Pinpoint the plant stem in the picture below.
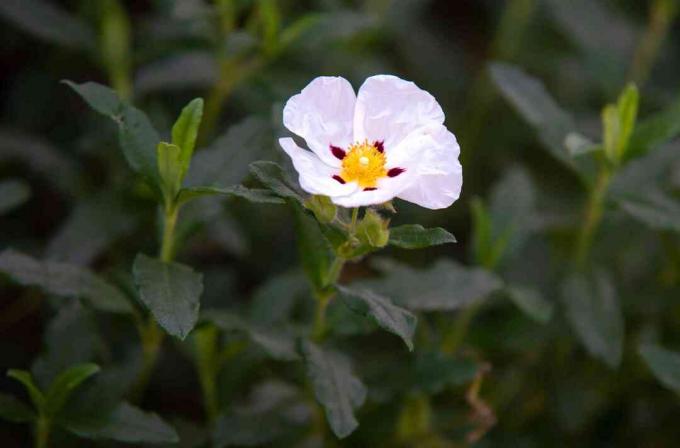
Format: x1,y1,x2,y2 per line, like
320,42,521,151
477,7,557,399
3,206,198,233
629,0,678,86
574,168,612,268
442,301,483,354
312,291,332,342
350,207,360,233
130,204,179,401
194,325,220,424
35,416,50,448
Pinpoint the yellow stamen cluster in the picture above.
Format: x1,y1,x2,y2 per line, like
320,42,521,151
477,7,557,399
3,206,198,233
340,140,387,188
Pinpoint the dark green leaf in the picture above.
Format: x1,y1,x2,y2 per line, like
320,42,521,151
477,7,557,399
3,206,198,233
45,195,137,265
133,254,203,340
45,363,99,416
187,118,272,187
0,249,133,314
0,179,30,215
64,81,160,187
360,259,502,311
249,269,308,325
291,201,335,292
0,393,35,423
65,402,179,444
205,310,299,361
0,0,95,50
299,341,366,439
617,190,680,233
388,224,456,249
171,98,204,176
505,285,553,323
249,161,304,204
414,352,479,394
562,272,624,368
627,96,680,161
7,370,44,411
489,63,596,180
639,344,680,395
337,285,417,351
177,185,284,206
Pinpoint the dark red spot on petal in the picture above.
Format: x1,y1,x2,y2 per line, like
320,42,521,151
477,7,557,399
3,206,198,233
363,187,377,191
373,140,384,153
330,145,346,160
332,175,346,184
387,167,406,177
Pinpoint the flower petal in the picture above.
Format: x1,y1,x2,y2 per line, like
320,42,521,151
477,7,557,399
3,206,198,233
397,125,462,210
278,138,358,197
353,75,444,150
283,76,356,167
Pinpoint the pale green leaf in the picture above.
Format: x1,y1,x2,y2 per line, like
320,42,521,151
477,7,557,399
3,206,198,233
171,98,204,176
639,344,680,395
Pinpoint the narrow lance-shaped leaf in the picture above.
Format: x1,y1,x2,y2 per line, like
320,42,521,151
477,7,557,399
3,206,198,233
177,185,284,206
250,161,305,204
561,272,624,368
64,402,179,444
299,341,366,439
0,0,95,50
639,344,680,395
627,95,680,161
505,285,553,324
45,363,100,416
0,249,133,314
389,224,456,249
171,98,204,177
64,81,160,188
133,254,203,340
0,393,35,423
291,201,335,292
7,370,45,412
337,285,417,351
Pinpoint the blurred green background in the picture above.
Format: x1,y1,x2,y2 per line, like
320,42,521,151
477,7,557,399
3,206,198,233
1,0,680,446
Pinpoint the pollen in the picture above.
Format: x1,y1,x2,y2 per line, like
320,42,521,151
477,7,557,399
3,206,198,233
340,140,387,188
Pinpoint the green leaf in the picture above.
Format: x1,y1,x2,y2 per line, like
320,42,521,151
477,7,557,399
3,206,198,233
249,269,308,325
489,63,595,180
187,118,272,187
65,402,179,444
305,195,337,224
132,254,203,340
639,344,680,395
299,341,366,439
45,363,99,416
388,224,456,249
0,249,133,314
0,179,30,215
157,142,183,205
204,310,299,361
177,185,284,206
505,285,553,323
602,84,638,164
355,209,389,249
0,0,95,50
291,201,335,292
0,393,35,423
45,194,137,265
171,98,204,177
413,352,478,394
627,96,680,161
359,259,502,311
617,190,680,233
7,370,45,411
64,81,160,187
561,272,624,368
337,285,417,351
249,161,304,204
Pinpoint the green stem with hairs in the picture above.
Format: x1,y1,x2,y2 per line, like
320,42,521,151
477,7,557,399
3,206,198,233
35,416,50,448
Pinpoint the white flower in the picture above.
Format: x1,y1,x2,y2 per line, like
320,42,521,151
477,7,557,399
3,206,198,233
279,75,462,209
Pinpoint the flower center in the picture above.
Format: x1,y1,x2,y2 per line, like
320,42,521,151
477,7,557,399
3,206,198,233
340,140,387,188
